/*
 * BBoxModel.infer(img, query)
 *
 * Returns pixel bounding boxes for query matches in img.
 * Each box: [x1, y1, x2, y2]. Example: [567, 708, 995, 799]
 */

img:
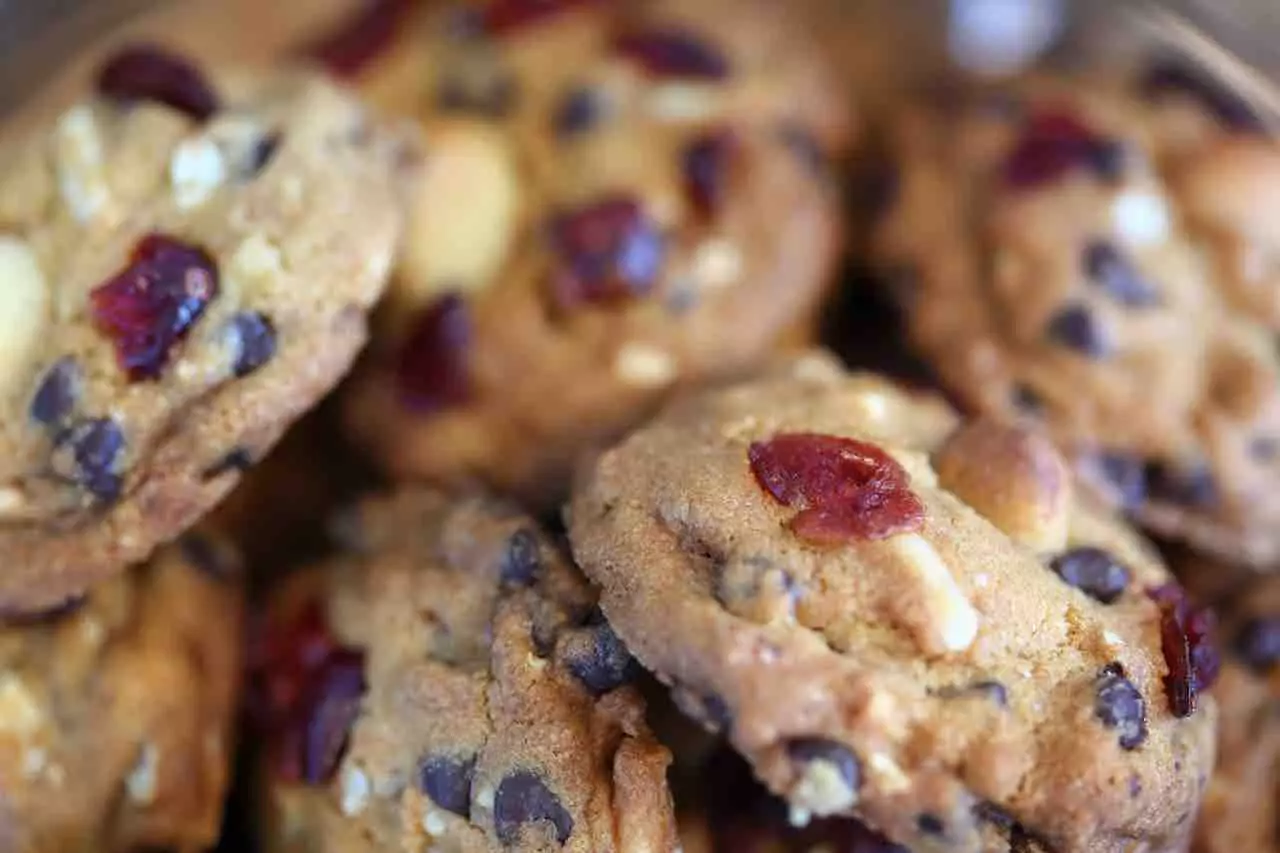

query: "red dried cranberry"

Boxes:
[396, 293, 472, 414]
[614, 28, 730, 80]
[683, 129, 737, 219]
[1147, 583, 1220, 717]
[549, 196, 665, 309]
[482, 0, 600, 35]
[96, 45, 219, 121]
[90, 235, 218, 381]
[748, 433, 925, 543]
[1003, 111, 1121, 190]
[302, 0, 416, 77]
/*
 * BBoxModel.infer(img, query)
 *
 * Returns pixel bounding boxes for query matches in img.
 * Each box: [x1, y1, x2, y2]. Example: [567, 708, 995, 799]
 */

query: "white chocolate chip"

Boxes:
[170, 137, 226, 209]
[475, 783, 496, 809]
[614, 343, 678, 388]
[527, 653, 548, 672]
[646, 83, 720, 122]
[0, 236, 51, 400]
[422, 809, 448, 836]
[1111, 190, 1170, 247]
[0, 674, 44, 737]
[788, 805, 813, 828]
[53, 105, 110, 222]
[867, 752, 911, 793]
[400, 122, 518, 302]
[339, 764, 371, 816]
[125, 743, 159, 804]
[0, 487, 28, 517]
[888, 535, 979, 653]
[791, 758, 858, 815]
[691, 238, 742, 290]
[1102, 629, 1124, 647]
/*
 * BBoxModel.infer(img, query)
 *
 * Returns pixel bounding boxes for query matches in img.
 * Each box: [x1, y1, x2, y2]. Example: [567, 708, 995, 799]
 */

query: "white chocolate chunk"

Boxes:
[889, 534, 979, 653]
[0, 673, 43, 737]
[422, 809, 448, 836]
[1112, 190, 1170, 247]
[0, 236, 50, 401]
[691, 237, 742, 290]
[647, 83, 720, 122]
[614, 342, 678, 388]
[125, 743, 159, 804]
[867, 751, 911, 793]
[791, 758, 858, 815]
[339, 764, 371, 816]
[170, 137, 226, 209]
[53, 105, 110, 222]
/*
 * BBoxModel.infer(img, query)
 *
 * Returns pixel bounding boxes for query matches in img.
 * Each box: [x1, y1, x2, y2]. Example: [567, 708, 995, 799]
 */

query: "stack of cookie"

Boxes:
[0, 1, 1275, 852]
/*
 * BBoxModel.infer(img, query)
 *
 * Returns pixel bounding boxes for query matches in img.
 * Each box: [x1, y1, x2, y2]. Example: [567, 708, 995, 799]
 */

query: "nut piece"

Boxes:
[0, 236, 51, 400]
[934, 419, 1072, 555]
[398, 120, 519, 303]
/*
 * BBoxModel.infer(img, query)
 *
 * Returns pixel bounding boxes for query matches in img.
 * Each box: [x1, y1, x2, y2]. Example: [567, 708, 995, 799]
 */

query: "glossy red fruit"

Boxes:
[748, 433, 925, 543]
[1147, 583, 1220, 717]
[482, 0, 601, 35]
[96, 45, 219, 120]
[90, 234, 218, 381]
[549, 196, 665, 309]
[302, 0, 417, 77]
[396, 293, 472, 414]
[1003, 110, 1121, 189]
[683, 129, 737, 219]
[614, 28, 730, 79]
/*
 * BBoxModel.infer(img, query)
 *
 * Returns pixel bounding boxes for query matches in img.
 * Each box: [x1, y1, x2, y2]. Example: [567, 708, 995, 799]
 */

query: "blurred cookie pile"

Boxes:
[0, 1, 1274, 852]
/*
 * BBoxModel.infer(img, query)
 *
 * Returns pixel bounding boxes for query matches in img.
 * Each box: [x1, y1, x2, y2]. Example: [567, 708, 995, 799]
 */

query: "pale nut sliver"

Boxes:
[398, 120, 519, 303]
[0, 236, 51, 401]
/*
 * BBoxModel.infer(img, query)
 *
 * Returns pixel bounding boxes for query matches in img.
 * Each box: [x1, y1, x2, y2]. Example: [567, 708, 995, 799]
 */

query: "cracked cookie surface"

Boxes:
[337, 0, 851, 507]
[254, 488, 678, 853]
[0, 45, 411, 611]
[0, 530, 244, 853]
[567, 353, 1217, 853]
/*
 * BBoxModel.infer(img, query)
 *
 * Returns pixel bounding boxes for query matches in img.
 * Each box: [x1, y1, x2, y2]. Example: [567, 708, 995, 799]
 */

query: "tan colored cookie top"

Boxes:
[255, 489, 677, 853]
[0, 531, 243, 853]
[0, 46, 411, 611]
[568, 353, 1218, 853]
[339, 0, 850, 507]
[871, 71, 1280, 568]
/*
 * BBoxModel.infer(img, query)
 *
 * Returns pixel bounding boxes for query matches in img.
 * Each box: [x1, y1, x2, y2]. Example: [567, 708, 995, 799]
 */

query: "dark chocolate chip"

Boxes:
[1145, 460, 1217, 508]
[917, 814, 946, 836]
[934, 680, 1009, 707]
[1094, 453, 1147, 510]
[179, 531, 237, 580]
[227, 312, 277, 377]
[301, 648, 366, 784]
[786, 738, 861, 794]
[500, 528, 542, 586]
[1094, 662, 1148, 750]
[1083, 241, 1158, 307]
[562, 621, 634, 695]
[1046, 304, 1111, 357]
[671, 684, 732, 733]
[248, 134, 281, 176]
[201, 447, 254, 481]
[1050, 547, 1131, 604]
[493, 771, 575, 845]
[418, 754, 476, 817]
[1233, 617, 1280, 674]
[554, 87, 603, 136]
[30, 358, 80, 427]
[51, 418, 126, 502]
[1011, 384, 1044, 416]
[1087, 139, 1127, 183]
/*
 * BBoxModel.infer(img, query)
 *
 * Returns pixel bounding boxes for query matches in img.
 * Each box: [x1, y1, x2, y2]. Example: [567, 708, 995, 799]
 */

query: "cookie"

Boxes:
[869, 70, 1280, 568]
[567, 353, 1218, 852]
[336, 0, 851, 507]
[1172, 557, 1279, 853]
[252, 488, 678, 852]
[0, 44, 413, 612]
[0, 530, 244, 852]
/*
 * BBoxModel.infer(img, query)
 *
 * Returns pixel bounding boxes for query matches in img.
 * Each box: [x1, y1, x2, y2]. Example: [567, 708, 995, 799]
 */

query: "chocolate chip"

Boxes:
[1083, 241, 1157, 307]
[671, 684, 732, 733]
[683, 129, 736, 218]
[786, 738, 861, 794]
[1050, 547, 1131, 604]
[1011, 384, 1044, 416]
[1233, 617, 1280, 674]
[201, 447, 254, 481]
[917, 814, 945, 836]
[227, 312, 277, 377]
[1145, 460, 1216, 508]
[554, 87, 603, 136]
[418, 754, 476, 817]
[500, 529, 542, 586]
[1046, 304, 1111, 357]
[1087, 139, 1127, 183]
[493, 771, 574, 845]
[1094, 453, 1147, 510]
[934, 680, 1009, 707]
[1094, 662, 1147, 750]
[51, 418, 125, 502]
[179, 532, 237, 580]
[30, 358, 80, 427]
[562, 620, 634, 695]
[301, 648, 366, 784]
[248, 133, 281, 176]
[1141, 60, 1262, 131]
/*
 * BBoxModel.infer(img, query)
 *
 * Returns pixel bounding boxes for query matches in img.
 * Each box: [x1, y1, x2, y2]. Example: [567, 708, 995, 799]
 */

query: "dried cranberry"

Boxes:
[482, 0, 600, 35]
[302, 0, 416, 77]
[549, 196, 665, 309]
[90, 235, 218, 381]
[748, 433, 925, 543]
[614, 29, 730, 80]
[1233, 617, 1280, 674]
[396, 293, 472, 414]
[683, 130, 737, 219]
[1141, 60, 1262, 132]
[97, 45, 219, 120]
[1050, 547, 1131, 604]
[1003, 111, 1122, 190]
[1147, 583, 1220, 717]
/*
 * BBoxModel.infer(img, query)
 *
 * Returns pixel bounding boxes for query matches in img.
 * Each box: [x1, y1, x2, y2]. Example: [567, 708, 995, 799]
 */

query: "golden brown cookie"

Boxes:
[568, 353, 1218, 852]
[253, 488, 678, 852]
[0, 531, 244, 852]
[0, 44, 413, 612]
[335, 0, 851, 507]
